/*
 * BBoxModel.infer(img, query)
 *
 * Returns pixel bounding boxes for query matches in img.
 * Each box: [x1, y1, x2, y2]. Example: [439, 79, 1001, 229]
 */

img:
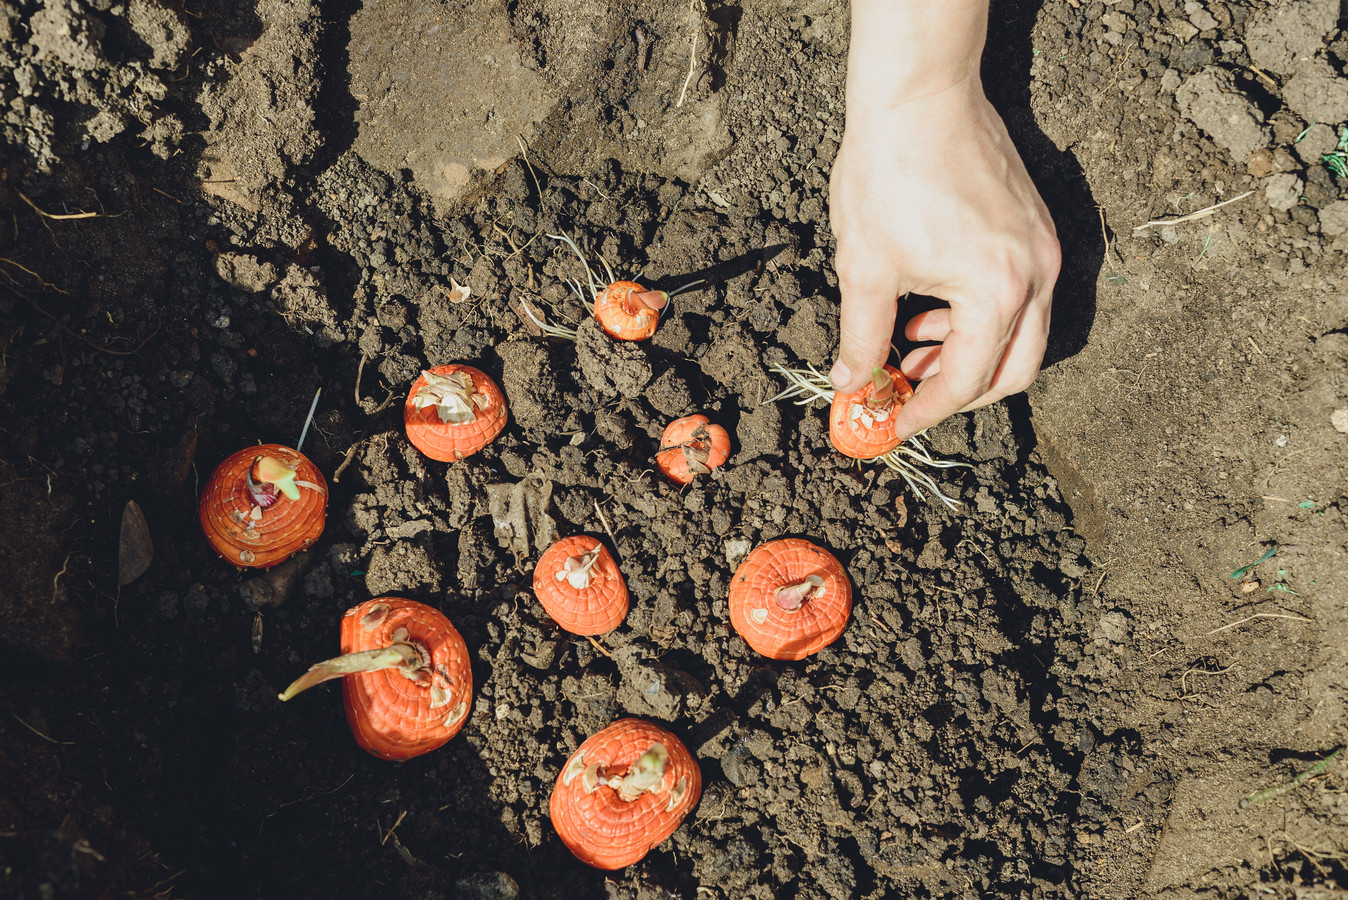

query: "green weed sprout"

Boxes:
[1325, 128, 1348, 180]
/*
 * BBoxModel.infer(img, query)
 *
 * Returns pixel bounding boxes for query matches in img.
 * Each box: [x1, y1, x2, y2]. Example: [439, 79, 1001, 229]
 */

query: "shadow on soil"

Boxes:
[989, 0, 1102, 368]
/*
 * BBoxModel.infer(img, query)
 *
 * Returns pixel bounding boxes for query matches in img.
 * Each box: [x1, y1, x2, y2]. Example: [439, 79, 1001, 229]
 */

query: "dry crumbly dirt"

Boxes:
[0, 1, 1346, 899]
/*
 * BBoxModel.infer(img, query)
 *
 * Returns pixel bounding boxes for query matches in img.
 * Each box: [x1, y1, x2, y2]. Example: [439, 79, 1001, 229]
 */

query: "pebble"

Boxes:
[1317, 200, 1348, 237]
[1170, 19, 1199, 41]
[1264, 174, 1303, 212]
[1188, 10, 1217, 31]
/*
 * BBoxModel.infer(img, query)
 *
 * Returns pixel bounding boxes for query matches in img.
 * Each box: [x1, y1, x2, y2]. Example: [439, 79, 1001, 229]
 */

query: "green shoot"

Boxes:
[1325, 128, 1348, 179]
[1229, 545, 1277, 580]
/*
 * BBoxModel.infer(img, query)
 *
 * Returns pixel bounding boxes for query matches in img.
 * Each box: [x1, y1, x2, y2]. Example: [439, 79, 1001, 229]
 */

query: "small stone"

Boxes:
[1159, 225, 1181, 244]
[724, 538, 751, 567]
[1318, 200, 1348, 237]
[1170, 19, 1200, 41]
[1303, 166, 1339, 208]
[216, 252, 279, 293]
[1172, 39, 1215, 72]
[1093, 611, 1130, 646]
[1189, 10, 1218, 31]
[1293, 123, 1338, 167]
[30, 0, 106, 69]
[1264, 173, 1303, 212]
[1332, 408, 1348, 434]
[1245, 1, 1340, 76]
[1247, 148, 1275, 178]
[1271, 148, 1299, 173]
[1175, 69, 1267, 162]
[1060, 556, 1088, 580]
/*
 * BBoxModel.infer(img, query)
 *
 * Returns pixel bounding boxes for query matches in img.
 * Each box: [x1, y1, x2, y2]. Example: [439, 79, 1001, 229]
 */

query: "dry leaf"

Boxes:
[486, 476, 557, 561]
[118, 500, 153, 586]
[515, 298, 545, 337]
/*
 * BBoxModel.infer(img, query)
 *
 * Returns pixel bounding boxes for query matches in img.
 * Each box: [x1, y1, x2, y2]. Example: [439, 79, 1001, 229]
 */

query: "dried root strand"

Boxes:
[878, 435, 969, 511]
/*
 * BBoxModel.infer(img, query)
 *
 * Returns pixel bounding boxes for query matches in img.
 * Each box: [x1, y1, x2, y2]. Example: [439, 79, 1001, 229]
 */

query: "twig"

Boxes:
[12, 712, 74, 745]
[19, 290, 160, 356]
[1133, 190, 1254, 232]
[1247, 66, 1278, 91]
[1240, 748, 1341, 809]
[17, 190, 100, 220]
[0, 256, 67, 290]
[1262, 446, 1313, 489]
[1206, 612, 1313, 636]
[1098, 205, 1116, 272]
[52, 554, 70, 600]
[379, 809, 408, 846]
[593, 499, 620, 563]
[1179, 663, 1234, 694]
[332, 439, 364, 483]
[515, 135, 545, 207]
[676, 28, 699, 107]
[272, 773, 356, 812]
[585, 635, 613, 659]
[296, 387, 322, 452]
[355, 353, 368, 405]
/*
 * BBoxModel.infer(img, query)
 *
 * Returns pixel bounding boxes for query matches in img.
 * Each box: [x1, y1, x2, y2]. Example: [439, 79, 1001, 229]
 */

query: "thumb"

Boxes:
[830, 274, 901, 393]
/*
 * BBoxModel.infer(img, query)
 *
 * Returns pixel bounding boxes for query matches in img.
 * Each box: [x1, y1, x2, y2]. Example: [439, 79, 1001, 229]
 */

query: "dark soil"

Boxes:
[2, 1, 1346, 899]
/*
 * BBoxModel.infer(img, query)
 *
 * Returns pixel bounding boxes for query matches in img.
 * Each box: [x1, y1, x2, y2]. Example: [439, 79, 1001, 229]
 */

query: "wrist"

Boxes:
[844, 0, 988, 113]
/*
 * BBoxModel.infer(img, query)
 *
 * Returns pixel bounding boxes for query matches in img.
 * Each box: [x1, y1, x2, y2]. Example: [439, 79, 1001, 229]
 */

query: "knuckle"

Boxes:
[1039, 236, 1063, 279]
[988, 287, 1027, 320]
[833, 248, 871, 285]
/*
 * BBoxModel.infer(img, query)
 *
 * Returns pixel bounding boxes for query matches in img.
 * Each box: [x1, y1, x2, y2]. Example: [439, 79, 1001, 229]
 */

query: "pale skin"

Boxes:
[830, 0, 1062, 440]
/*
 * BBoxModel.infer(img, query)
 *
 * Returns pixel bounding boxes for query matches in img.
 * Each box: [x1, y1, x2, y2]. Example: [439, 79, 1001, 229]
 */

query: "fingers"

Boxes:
[889, 301, 1012, 441]
[894, 286, 1053, 435]
[899, 344, 942, 380]
[957, 288, 1051, 412]
[904, 308, 951, 343]
[830, 265, 903, 393]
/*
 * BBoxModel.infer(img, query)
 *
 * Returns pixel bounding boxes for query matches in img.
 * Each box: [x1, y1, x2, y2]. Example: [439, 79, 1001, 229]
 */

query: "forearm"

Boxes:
[846, 0, 989, 112]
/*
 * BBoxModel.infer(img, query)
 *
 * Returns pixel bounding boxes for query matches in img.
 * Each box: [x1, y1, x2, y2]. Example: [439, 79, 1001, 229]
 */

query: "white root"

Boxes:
[767, 363, 969, 509]
[878, 442, 967, 511]
[547, 232, 602, 312]
[547, 232, 705, 321]
[767, 363, 835, 406]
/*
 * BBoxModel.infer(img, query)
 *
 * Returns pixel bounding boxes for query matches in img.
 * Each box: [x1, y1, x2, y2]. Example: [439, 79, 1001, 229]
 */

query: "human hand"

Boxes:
[828, 82, 1061, 441]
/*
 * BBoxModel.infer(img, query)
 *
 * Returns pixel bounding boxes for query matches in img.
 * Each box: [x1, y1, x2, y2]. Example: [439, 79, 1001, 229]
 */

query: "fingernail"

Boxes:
[828, 359, 851, 391]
